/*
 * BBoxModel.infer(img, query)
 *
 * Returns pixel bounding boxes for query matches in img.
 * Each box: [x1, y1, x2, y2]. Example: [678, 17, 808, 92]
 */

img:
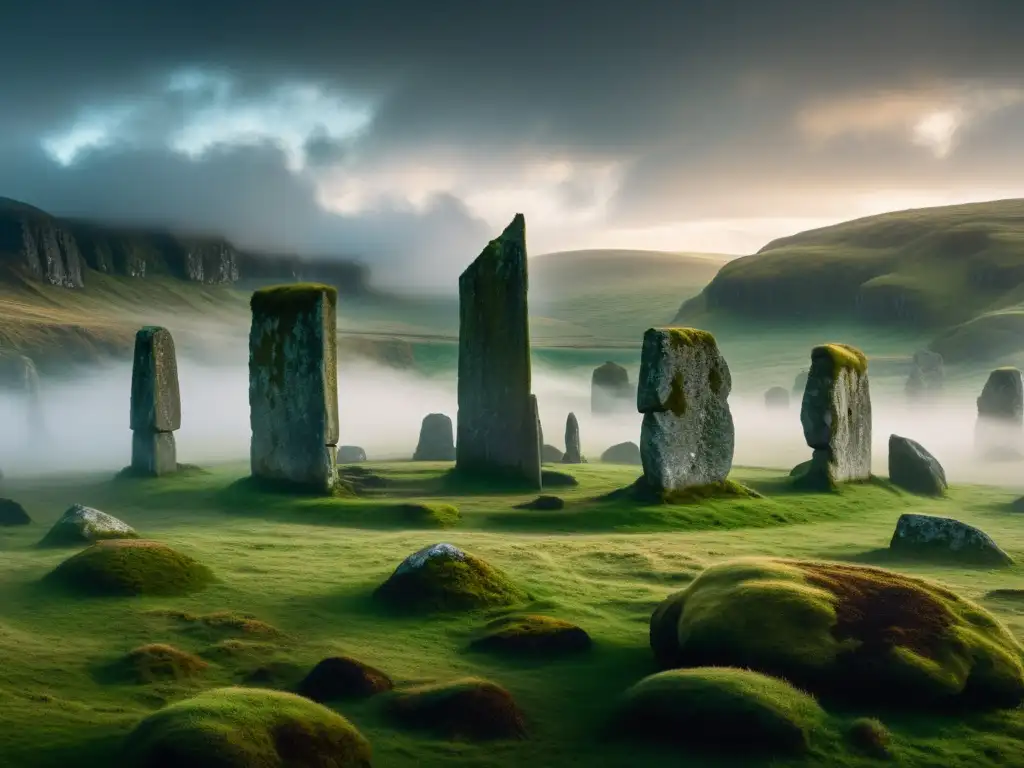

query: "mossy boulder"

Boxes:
[47, 540, 214, 596]
[540, 469, 578, 488]
[620, 475, 761, 505]
[613, 667, 825, 755]
[39, 504, 138, 547]
[387, 677, 526, 741]
[845, 717, 893, 759]
[122, 686, 372, 767]
[514, 495, 565, 511]
[470, 614, 591, 656]
[649, 557, 1024, 708]
[592, 361, 633, 414]
[0, 498, 30, 526]
[391, 503, 460, 528]
[600, 441, 642, 465]
[113, 643, 208, 684]
[374, 543, 526, 612]
[297, 656, 393, 703]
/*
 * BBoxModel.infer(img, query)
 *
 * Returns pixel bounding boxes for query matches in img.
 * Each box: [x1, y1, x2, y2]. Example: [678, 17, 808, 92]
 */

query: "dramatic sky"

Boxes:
[3, 0, 1024, 290]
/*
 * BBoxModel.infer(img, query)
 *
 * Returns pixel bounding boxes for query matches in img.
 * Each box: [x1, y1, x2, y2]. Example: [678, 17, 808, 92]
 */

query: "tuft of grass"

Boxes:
[46, 540, 214, 597]
[110, 643, 208, 684]
[121, 686, 372, 767]
[387, 677, 527, 741]
[613, 667, 826, 755]
[469, 614, 592, 656]
[846, 716, 893, 759]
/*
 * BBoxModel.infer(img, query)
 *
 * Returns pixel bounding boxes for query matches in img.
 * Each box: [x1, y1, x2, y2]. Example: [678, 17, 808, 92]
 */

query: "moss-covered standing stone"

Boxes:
[637, 327, 734, 491]
[975, 367, 1023, 459]
[249, 283, 339, 493]
[798, 343, 871, 486]
[129, 326, 181, 476]
[455, 215, 541, 488]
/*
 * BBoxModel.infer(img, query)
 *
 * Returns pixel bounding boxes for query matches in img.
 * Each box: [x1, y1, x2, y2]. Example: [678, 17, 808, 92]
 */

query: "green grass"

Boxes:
[2, 462, 1024, 765]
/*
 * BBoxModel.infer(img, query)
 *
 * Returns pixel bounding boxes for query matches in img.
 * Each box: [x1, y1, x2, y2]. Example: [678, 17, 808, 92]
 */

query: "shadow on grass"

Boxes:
[827, 547, 1014, 570]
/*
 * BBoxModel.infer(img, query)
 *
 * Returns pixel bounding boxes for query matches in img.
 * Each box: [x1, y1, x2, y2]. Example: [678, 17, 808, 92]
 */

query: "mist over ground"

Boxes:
[0, 345, 1020, 492]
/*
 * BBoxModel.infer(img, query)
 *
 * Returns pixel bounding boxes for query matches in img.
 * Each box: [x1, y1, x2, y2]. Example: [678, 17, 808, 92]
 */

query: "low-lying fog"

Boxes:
[0, 348, 1021, 491]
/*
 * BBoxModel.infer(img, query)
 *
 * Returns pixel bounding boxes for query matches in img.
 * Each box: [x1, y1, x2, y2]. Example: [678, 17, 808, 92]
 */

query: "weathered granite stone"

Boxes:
[601, 441, 642, 465]
[792, 369, 809, 397]
[562, 412, 582, 464]
[764, 386, 789, 410]
[455, 215, 541, 488]
[542, 444, 564, 463]
[592, 361, 633, 415]
[130, 327, 181, 432]
[888, 434, 947, 496]
[637, 327, 734, 490]
[0, 498, 30, 526]
[797, 344, 872, 487]
[337, 445, 366, 463]
[131, 431, 178, 476]
[906, 349, 944, 400]
[249, 283, 339, 493]
[394, 543, 466, 576]
[413, 413, 456, 461]
[890, 513, 1012, 565]
[40, 504, 137, 546]
[975, 368, 1024, 460]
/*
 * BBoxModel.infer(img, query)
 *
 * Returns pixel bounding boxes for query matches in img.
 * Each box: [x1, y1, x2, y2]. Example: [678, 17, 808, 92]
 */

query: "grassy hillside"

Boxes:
[675, 199, 1024, 363]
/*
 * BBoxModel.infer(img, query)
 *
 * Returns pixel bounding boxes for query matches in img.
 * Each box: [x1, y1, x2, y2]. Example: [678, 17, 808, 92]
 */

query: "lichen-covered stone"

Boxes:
[906, 349, 944, 400]
[601, 441, 642, 465]
[890, 513, 1012, 565]
[131, 431, 178, 477]
[40, 504, 138, 546]
[975, 368, 1024, 459]
[637, 327, 734, 491]
[797, 343, 871, 486]
[337, 445, 366, 463]
[249, 283, 339, 493]
[413, 413, 456, 461]
[888, 435, 947, 496]
[130, 327, 181, 432]
[592, 361, 633, 414]
[455, 215, 541, 488]
[764, 386, 789, 410]
[562, 412, 582, 464]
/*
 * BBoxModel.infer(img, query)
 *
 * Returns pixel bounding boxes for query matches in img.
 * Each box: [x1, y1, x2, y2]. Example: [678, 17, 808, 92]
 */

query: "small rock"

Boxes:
[39, 504, 137, 546]
[337, 445, 367, 463]
[515, 495, 564, 511]
[0, 498, 31, 526]
[888, 435, 947, 496]
[764, 387, 789, 409]
[601, 441, 642, 465]
[890, 513, 1012, 565]
[413, 413, 456, 461]
[542, 444, 564, 463]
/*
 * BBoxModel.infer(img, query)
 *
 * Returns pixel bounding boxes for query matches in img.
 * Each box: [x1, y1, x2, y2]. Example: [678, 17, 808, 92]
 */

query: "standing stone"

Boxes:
[637, 327, 734, 491]
[129, 327, 181, 476]
[592, 362, 632, 415]
[601, 441, 642, 465]
[413, 413, 456, 461]
[796, 344, 872, 487]
[975, 367, 1024, 460]
[792, 369, 809, 397]
[0, 354, 47, 438]
[906, 349, 944, 400]
[249, 284, 339, 493]
[562, 412, 582, 464]
[764, 386, 789, 410]
[455, 215, 541, 488]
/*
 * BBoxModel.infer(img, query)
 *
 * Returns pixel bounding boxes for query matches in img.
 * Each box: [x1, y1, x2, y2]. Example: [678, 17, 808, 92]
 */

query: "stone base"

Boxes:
[250, 444, 337, 494]
[131, 430, 177, 476]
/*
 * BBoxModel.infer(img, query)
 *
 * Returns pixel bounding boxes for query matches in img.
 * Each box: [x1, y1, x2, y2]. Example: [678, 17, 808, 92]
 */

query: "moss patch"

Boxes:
[46, 540, 214, 597]
[469, 614, 592, 656]
[121, 686, 371, 767]
[296, 656, 393, 703]
[540, 470, 578, 488]
[249, 282, 338, 313]
[111, 643, 208, 684]
[153, 610, 281, 639]
[649, 557, 1024, 709]
[665, 326, 718, 351]
[665, 372, 686, 416]
[814, 342, 868, 375]
[514, 495, 565, 511]
[846, 717, 893, 759]
[617, 475, 762, 505]
[391, 502, 460, 528]
[613, 667, 825, 755]
[387, 677, 527, 741]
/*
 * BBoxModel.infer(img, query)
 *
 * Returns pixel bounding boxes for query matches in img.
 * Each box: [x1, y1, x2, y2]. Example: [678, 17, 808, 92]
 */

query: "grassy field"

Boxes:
[2, 461, 1024, 766]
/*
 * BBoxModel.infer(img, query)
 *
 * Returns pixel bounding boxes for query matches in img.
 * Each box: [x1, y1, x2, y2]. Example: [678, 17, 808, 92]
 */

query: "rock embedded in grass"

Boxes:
[470, 614, 591, 656]
[122, 686, 372, 767]
[47, 539, 214, 596]
[374, 543, 526, 612]
[0, 498, 30, 526]
[649, 557, 1024, 708]
[888, 435, 947, 496]
[387, 677, 526, 741]
[515, 495, 565, 511]
[890, 513, 1012, 566]
[613, 667, 825, 755]
[297, 656, 393, 703]
[38, 504, 137, 546]
[601, 441, 642, 465]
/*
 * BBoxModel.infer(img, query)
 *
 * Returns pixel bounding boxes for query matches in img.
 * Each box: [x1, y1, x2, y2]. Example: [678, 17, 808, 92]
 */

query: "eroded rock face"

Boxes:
[40, 504, 137, 546]
[797, 344, 872, 486]
[592, 362, 633, 415]
[906, 350, 944, 400]
[890, 513, 1012, 565]
[129, 327, 181, 476]
[249, 284, 339, 492]
[765, 386, 789, 410]
[975, 368, 1024, 460]
[455, 215, 541, 488]
[637, 328, 734, 490]
[413, 413, 456, 461]
[563, 412, 582, 464]
[888, 434, 947, 496]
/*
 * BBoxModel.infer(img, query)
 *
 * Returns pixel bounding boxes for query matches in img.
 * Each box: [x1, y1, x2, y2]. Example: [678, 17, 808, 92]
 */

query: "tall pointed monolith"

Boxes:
[129, 327, 181, 476]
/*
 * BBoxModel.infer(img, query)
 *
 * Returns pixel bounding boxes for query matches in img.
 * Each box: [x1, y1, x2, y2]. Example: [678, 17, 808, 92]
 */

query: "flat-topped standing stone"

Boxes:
[975, 367, 1024, 460]
[592, 361, 632, 415]
[796, 343, 871, 487]
[129, 327, 181, 476]
[455, 215, 541, 488]
[413, 413, 456, 461]
[637, 327, 734, 491]
[563, 412, 582, 464]
[249, 284, 339, 493]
